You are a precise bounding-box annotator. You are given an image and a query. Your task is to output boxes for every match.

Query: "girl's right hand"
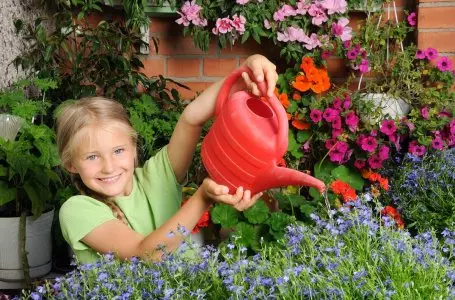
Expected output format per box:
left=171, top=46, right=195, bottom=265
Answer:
left=200, top=178, right=263, bottom=211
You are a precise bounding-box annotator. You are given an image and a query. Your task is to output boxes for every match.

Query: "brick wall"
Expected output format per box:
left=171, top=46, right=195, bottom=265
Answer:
left=144, top=1, right=410, bottom=99
left=417, top=0, right=455, bottom=67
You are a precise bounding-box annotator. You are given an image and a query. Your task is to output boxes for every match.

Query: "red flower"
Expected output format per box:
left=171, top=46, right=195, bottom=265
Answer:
left=381, top=205, right=405, bottom=229
left=181, top=199, right=211, bottom=233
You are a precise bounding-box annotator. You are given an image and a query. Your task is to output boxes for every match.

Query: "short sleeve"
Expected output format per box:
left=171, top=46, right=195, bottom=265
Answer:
left=59, top=196, right=116, bottom=251
left=142, top=146, right=182, bottom=188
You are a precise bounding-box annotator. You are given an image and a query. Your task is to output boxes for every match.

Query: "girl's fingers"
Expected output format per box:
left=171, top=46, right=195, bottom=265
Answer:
left=265, top=67, right=278, bottom=97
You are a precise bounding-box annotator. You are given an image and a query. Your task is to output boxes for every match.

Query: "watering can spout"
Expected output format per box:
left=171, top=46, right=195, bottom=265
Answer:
left=253, top=166, right=326, bottom=195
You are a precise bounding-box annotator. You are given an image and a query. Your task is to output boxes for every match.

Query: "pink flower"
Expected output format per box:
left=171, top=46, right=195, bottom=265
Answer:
left=415, top=49, right=425, bottom=59
left=380, top=120, right=397, bottom=136
left=370, top=129, right=378, bottom=137
left=321, top=50, right=331, bottom=59
left=325, top=138, right=337, bottom=150
left=277, top=26, right=307, bottom=43
left=310, top=109, right=323, bottom=123
left=331, top=17, right=352, bottom=42
left=303, top=33, right=322, bottom=50
left=437, top=57, right=453, bottom=72
left=231, top=14, right=247, bottom=34
left=347, top=48, right=358, bottom=60
left=408, top=140, right=426, bottom=156
left=368, top=154, right=383, bottom=169
left=361, top=136, right=378, bottom=152
left=425, top=48, right=438, bottom=60
left=329, top=141, right=349, bottom=163
left=236, top=0, right=249, bottom=4
left=407, top=12, right=417, bottom=26
left=431, top=137, right=444, bottom=150
left=345, top=111, right=359, bottom=132
left=378, top=145, right=390, bottom=160
left=308, top=4, right=328, bottom=26
left=332, top=98, right=342, bottom=109
left=332, top=128, right=343, bottom=138
left=420, top=107, right=429, bottom=119
left=213, top=17, right=233, bottom=34
left=342, top=96, right=351, bottom=109
left=273, top=4, right=296, bottom=22
left=176, top=1, right=206, bottom=27
left=331, top=116, right=342, bottom=130
left=323, top=108, right=340, bottom=122
left=354, top=159, right=366, bottom=169
left=264, top=19, right=271, bottom=29
left=343, top=40, right=351, bottom=49
left=321, top=0, right=347, bottom=14
left=359, top=59, right=370, bottom=73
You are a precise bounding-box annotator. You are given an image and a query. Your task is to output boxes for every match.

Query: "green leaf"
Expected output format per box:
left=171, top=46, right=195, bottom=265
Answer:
left=296, top=131, right=310, bottom=143
left=211, top=204, right=240, bottom=228
left=244, top=200, right=269, bottom=224
left=314, top=159, right=336, bottom=183
left=0, top=166, right=7, bottom=177
left=24, top=181, right=52, bottom=217
left=0, top=181, right=16, bottom=206
left=241, top=31, right=250, bottom=44
left=331, top=165, right=365, bottom=191
left=234, top=222, right=256, bottom=248
left=268, top=211, right=294, bottom=240
left=309, top=187, right=322, bottom=200
left=300, top=202, right=316, bottom=216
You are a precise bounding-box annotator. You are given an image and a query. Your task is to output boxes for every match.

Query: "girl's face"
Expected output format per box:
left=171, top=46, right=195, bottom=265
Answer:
left=68, top=123, right=137, bottom=198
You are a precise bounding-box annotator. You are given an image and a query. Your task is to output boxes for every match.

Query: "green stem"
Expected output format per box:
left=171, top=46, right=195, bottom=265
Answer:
left=19, top=211, right=31, bottom=288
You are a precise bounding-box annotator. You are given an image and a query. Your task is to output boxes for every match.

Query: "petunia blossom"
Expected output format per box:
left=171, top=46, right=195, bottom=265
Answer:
left=360, top=136, right=378, bottom=152
left=331, top=17, right=352, bottom=42
left=425, top=48, right=438, bottom=60
left=415, top=49, right=425, bottom=59
left=420, top=107, right=429, bottom=119
left=310, top=109, right=323, bottom=123
left=431, top=137, right=444, bottom=150
left=437, top=57, right=453, bottom=72
left=407, top=12, right=416, bottom=26
left=380, top=120, right=397, bottom=136
left=321, top=0, right=347, bottom=14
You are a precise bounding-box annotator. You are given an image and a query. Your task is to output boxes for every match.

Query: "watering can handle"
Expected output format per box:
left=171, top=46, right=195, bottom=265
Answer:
left=215, top=66, right=289, bottom=156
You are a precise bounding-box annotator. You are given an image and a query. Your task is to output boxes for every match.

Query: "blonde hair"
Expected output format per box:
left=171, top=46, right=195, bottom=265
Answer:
left=55, top=97, right=138, bottom=225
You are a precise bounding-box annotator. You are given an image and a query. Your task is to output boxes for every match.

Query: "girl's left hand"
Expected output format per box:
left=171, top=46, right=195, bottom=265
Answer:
left=240, top=54, right=279, bottom=98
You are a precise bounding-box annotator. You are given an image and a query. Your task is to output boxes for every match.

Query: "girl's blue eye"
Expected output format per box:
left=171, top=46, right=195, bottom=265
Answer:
left=86, top=155, right=97, bottom=161
left=114, top=148, right=125, bottom=155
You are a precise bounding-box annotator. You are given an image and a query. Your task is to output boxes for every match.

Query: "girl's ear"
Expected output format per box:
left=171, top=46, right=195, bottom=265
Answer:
left=66, top=163, right=78, bottom=174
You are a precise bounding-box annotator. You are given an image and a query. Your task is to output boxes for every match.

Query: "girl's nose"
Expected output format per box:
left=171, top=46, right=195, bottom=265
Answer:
left=101, top=157, right=115, bottom=173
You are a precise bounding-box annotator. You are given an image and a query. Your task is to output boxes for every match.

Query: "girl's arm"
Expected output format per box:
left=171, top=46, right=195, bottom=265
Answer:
left=81, top=178, right=261, bottom=261
left=167, top=54, right=278, bottom=183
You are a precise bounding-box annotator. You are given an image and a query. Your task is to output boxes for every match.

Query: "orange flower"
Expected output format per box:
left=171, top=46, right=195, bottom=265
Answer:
left=342, top=188, right=357, bottom=202
left=292, top=119, right=311, bottom=130
left=371, top=186, right=381, bottom=198
left=361, top=169, right=372, bottom=179
left=381, top=205, right=405, bottom=229
left=300, top=57, right=314, bottom=74
left=286, top=113, right=292, bottom=120
left=279, top=93, right=290, bottom=108
left=274, top=87, right=280, bottom=97
left=368, top=172, right=381, bottom=182
left=378, top=177, right=389, bottom=191
left=331, top=180, right=349, bottom=194
left=292, top=93, right=302, bottom=100
left=292, top=74, right=311, bottom=92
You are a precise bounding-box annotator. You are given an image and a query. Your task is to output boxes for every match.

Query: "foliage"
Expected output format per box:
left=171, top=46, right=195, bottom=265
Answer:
left=381, top=149, right=455, bottom=235
left=0, top=79, right=61, bottom=218
left=167, top=0, right=353, bottom=64
left=24, top=198, right=455, bottom=299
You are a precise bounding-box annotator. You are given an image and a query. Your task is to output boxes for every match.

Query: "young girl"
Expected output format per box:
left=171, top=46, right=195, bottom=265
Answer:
left=56, top=54, right=279, bottom=263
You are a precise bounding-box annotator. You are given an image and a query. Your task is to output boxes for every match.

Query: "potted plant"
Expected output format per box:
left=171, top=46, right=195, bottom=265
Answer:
left=0, top=78, right=61, bottom=288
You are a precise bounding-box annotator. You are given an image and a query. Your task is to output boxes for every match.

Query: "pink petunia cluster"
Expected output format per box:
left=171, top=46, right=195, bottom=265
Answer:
left=345, top=44, right=370, bottom=73
left=415, top=47, right=453, bottom=72
left=176, top=1, right=207, bottom=27
left=331, top=17, right=352, bottom=42
left=212, top=14, right=247, bottom=35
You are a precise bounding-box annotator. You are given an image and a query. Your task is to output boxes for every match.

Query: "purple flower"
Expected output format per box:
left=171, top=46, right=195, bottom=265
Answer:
left=425, top=48, right=438, bottom=60
left=343, top=40, right=351, bottom=49
left=437, top=57, right=453, bottom=72
left=332, top=97, right=342, bottom=109
left=342, top=96, right=351, bottom=110
left=322, top=50, right=331, bottom=59
left=310, top=109, right=323, bottom=123
left=329, top=141, right=349, bottom=163
left=331, top=116, right=342, bottom=129
left=408, top=140, right=426, bottom=156
left=415, top=49, right=425, bottom=59
left=407, top=12, right=417, bottom=26
left=325, top=138, right=337, bottom=150
left=380, top=120, right=397, bottom=136
left=361, top=136, right=378, bottom=152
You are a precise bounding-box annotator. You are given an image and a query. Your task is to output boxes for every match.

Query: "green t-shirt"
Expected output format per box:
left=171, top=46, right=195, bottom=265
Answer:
left=59, top=146, right=183, bottom=264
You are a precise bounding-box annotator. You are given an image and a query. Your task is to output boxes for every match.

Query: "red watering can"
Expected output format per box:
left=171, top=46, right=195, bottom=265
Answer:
left=201, top=66, right=326, bottom=195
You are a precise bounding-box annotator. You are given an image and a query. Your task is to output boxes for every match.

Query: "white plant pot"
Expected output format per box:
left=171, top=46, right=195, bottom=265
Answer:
left=0, top=209, right=54, bottom=288
left=0, top=114, right=22, bottom=141
left=360, top=93, right=411, bottom=125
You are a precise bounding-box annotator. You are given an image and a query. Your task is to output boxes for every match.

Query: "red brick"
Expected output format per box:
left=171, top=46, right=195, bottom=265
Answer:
left=220, top=39, right=273, bottom=56
left=167, top=81, right=214, bottom=100
left=418, top=31, right=455, bottom=52
left=149, top=17, right=175, bottom=34
left=203, top=58, right=238, bottom=77
left=167, top=58, right=201, bottom=77
left=150, top=35, right=217, bottom=55
left=418, top=7, right=455, bottom=29
left=140, top=58, right=166, bottom=77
